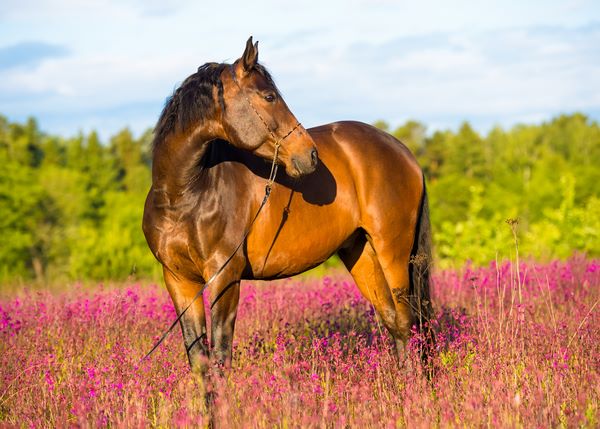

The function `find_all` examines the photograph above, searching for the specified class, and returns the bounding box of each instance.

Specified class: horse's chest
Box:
[143,209,203,277]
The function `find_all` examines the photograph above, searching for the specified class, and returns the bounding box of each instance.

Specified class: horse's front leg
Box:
[163,268,209,375]
[209,278,241,369]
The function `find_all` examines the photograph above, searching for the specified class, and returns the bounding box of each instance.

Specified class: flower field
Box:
[1,258,598,428]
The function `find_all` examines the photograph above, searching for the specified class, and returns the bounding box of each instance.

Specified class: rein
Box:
[141,66,300,362]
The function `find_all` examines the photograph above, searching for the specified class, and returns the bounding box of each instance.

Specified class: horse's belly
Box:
[245,187,357,279]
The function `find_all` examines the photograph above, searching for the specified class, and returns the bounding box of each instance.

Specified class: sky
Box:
[1,0,599,140]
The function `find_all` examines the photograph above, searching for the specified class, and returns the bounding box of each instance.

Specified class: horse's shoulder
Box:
[143,189,198,256]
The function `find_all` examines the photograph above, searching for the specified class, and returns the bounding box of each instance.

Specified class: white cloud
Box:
[267,24,600,132]
[0,0,599,137]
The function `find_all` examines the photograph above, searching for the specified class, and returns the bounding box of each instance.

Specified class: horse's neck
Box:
[151,133,212,203]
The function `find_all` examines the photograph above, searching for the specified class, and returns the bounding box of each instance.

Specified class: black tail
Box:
[409,177,434,334]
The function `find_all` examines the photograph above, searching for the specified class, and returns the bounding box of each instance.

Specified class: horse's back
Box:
[308,121,421,178]
[308,121,424,214]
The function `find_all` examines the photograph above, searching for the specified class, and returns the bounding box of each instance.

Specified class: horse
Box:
[142,37,433,375]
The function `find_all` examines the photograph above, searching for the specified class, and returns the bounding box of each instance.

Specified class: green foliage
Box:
[391,113,600,267]
[0,112,598,282]
[433,185,514,267]
[525,175,600,259]
[0,116,157,283]
[68,192,159,280]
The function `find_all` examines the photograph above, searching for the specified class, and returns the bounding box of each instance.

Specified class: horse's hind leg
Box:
[338,235,401,345]
[367,232,416,363]
[163,268,209,375]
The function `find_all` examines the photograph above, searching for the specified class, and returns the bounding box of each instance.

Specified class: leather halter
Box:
[229,64,301,190]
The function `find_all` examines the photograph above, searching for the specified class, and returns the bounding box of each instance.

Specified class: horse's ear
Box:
[242,36,259,72]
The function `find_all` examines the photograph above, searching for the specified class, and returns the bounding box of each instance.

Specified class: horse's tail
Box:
[410,176,434,335]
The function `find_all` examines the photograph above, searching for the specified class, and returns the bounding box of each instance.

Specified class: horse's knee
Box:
[210,281,240,367]
[210,327,233,367]
[187,336,209,372]
[210,309,238,368]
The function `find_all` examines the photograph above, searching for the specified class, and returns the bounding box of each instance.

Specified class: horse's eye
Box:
[264,94,276,102]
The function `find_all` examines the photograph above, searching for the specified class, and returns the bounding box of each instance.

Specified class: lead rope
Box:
[141,66,300,363]
[140,184,271,362]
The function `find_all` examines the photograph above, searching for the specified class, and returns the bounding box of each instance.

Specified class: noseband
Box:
[229,65,302,189]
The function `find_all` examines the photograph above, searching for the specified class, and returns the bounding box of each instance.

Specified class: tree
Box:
[392,120,427,156]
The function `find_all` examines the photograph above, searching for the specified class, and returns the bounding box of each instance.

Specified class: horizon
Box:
[4,109,596,143]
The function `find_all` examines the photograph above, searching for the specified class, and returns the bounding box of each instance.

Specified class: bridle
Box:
[141,64,302,362]
[228,64,302,189]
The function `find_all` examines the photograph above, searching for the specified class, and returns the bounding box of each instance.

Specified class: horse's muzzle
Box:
[290,148,318,177]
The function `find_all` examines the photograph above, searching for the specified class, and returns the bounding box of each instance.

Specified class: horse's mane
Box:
[152,61,277,153]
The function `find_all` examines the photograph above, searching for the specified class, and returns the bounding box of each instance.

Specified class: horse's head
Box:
[220,37,318,178]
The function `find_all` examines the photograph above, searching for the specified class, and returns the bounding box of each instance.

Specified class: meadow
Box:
[1,257,598,427]
[1,28,598,429]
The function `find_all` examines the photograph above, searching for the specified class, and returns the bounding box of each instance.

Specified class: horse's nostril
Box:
[292,158,301,171]
[310,149,318,165]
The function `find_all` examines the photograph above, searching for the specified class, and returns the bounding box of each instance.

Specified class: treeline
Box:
[0,117,158,282]
[0,113,598,282]
[374,114,599,266]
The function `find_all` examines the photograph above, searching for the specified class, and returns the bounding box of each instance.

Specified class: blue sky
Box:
[1,0,599,139]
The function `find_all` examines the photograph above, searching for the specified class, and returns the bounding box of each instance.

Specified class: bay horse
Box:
[142,37,433,374]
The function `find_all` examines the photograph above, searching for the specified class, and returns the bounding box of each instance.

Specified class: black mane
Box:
[152,61,278,153]
[153,62,227,152]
